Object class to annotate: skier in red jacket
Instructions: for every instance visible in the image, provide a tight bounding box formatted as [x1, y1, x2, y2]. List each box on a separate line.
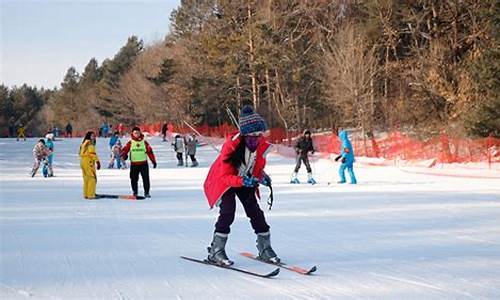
[204, 105, 279, 266]
[121, 127, 157, 198]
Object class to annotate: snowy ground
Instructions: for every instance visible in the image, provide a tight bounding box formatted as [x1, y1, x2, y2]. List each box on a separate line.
[1, 137, 500, 299]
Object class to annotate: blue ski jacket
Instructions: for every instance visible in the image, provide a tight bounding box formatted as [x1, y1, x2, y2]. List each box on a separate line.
[339, 130, 354, 164]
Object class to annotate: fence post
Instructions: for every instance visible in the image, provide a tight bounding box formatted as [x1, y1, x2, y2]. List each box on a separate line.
[487, 133, 493, 170]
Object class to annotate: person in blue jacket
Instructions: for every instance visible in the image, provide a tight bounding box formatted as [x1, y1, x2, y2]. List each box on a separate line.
[334, 130, 357, 184]
[109, 131, 120, 150]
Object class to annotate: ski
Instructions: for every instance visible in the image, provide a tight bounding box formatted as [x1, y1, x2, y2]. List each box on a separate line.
[95, 194, 146, 200]
[180, 256, 280, 278]
[240, 252, 317, 275]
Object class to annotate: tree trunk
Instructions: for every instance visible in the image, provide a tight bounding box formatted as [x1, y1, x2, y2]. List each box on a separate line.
[265, 67, 273, 126]
[247, 1, 259, 110]
[236, 75, 242, 108]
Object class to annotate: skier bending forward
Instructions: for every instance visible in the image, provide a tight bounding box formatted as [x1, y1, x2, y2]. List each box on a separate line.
[203, 105, 279, 266]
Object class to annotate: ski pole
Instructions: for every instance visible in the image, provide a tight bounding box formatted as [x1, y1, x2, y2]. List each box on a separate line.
[182, 120, 221, 153]
[267, 183, 274, 210]
[225, 106, 240, 130]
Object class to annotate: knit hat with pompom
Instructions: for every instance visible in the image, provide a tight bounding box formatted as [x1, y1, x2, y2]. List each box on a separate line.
[238, 105, 267, 135]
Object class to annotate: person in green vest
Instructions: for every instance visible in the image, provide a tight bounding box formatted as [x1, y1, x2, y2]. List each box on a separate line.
[121, 127, 157, 198]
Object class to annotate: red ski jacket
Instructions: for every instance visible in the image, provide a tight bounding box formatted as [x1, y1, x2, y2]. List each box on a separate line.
[204, 132, 272, 209]
[121, 134, 156, 166]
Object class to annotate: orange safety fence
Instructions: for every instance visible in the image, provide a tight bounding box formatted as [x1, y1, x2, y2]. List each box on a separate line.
[73, 122, 499, 167]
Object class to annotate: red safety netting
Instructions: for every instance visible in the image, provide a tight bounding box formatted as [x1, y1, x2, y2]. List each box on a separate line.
[75, 122, 499, 167]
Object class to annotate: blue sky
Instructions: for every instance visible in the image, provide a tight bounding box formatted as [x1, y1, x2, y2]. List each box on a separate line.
[1, 0, 180, 89]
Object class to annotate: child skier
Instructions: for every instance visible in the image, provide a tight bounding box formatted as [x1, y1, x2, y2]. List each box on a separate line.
[43, 133, 55, 177]
[121, 127, 157, 198]
[291, 130, 316, 184]
[185, 134, 198, 167]
[108, 140, 126, 169]
[31, 139, 50, 177]
[109, 131, 120, 150]
[172, 134, 185, 166]
[335, 130, 357, 184]
[204, 105, 279, 266]
[79, 131, 101, 199]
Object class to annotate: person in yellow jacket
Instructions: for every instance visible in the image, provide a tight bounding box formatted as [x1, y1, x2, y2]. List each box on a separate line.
[17, 126, 26, 141]
[79, 131, 101, 199]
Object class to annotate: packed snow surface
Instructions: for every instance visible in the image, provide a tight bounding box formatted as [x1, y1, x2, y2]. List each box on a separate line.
[1, 137, 500, 299]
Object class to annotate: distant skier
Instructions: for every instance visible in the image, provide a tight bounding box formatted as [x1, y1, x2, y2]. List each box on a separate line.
[109, 131, 120, 149]
[291, 130, 316, 184]
[43, 133, 55, 177]
[121, 127, 157, 198]
[161, 121, 168, 142]
[172, 134, 185, 166]
[204, 105, 279, 266]
[8, 118, 15, 138]
[17, 125, 26, 141]
[335, 130, 357, 184]
[79, 131, 101, 199]
[185, 134, 198, 167]
[116, 123, 125, 136]
[108, 131, 121, 168]
[100, 121, 110, 138]
[53, 126, 61, 138]
[30, 139, 50, 177]
[65, 122, 73, 138]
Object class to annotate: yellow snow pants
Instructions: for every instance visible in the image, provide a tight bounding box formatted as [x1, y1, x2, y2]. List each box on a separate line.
[81, 161, 97, 198]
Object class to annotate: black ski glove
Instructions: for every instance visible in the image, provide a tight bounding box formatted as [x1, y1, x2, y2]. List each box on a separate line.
[152, 161, 157, 168]
[341, 157, 346, 163]
[334, 155, 342, 162]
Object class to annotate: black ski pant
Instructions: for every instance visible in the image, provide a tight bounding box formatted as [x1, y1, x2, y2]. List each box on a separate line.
[130, 163, 150, 195]
[215, 187, 270, 235]
[176, 152, 183, 162]
[294, 155, 312, 173]
[189, 154, 197, 162]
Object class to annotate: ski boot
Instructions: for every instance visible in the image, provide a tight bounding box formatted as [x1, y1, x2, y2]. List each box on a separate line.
[191, 161, 199, 167]
[290, 172, 300, 184]
[177, 160, 184, 166]
[145, 193, 151, 198]
[256, 232, 280, 263]
[307, 172, 317, 185]
[207, 232, 233, 266]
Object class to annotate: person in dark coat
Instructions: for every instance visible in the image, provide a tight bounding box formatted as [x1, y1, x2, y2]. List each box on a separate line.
[291, 130, 316, 184]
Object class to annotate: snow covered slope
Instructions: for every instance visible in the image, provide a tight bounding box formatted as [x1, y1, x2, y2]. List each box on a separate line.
[1, 137, 499, 299]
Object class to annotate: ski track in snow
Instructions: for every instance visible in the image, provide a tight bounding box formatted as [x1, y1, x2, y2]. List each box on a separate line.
[1, 137, 500, 299]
